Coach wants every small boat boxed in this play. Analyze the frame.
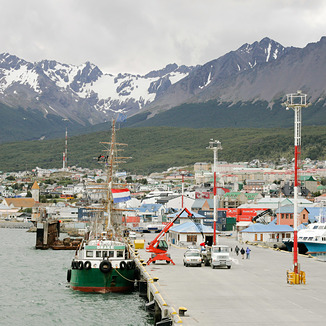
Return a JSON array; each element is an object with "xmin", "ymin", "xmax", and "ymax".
[
  {"xmin": 68, "ymin": 236, "xmax": 136, "ymax": 293},
  {"xmin": 51, "ymin": 237, "xmax": 83, "ymax": 250}
]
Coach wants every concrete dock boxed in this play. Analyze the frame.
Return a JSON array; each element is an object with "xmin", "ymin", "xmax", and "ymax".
[{"xmin": 135, "ymin": 234, "xmax": 326, "ymax": 325}]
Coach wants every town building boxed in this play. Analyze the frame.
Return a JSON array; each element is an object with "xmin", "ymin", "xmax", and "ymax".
[
  {"xmin": 275, "ymin": 206, "xmax": 309, "ymax": 227},
  {"xmin": 168, "ymin": 221, "xmax": 214, "ymax": 246},
  {"xmin": 239, "ymin": 220, "xmax": 293, "ymax": 243}
]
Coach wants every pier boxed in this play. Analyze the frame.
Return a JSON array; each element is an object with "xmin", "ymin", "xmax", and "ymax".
[{"xmin": 131, "ymin": 234, "xmax": 326, "ymax": 325}]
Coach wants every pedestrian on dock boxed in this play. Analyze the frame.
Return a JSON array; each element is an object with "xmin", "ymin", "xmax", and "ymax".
[
  {"xmin": 240, "ymin": 247, "xmax": 245, "ymax": 259},
  {"xmin": 246, "ymin": 247, "xmax": 251, "ymax": 259},
  {"xmin": 235, "ymin": 245, "xmax": 239, "ymax": 256}
]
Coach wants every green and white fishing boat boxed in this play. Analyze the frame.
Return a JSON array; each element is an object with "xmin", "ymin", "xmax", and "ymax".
[
  {"xmin": 68, "ymin": 236, "xmax": 136, "ymax": 293},
  {"xmin": 67, "ymin": 119, "xmax": 136, "ymax": 293}
]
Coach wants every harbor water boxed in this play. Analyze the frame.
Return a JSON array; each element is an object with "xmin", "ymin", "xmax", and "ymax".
[{"xmin": 0, "ymin": 228, "xmax": 153, "ymax": 326}]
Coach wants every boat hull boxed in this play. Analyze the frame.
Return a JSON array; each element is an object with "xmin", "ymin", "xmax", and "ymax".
[
  {"xmin": 70, "ymin": 268, "xmax": 135, "ymax": 293},
  {"xmin": 302, "ymin": 242, "xmax": 326, "ymax": 255},
  {"xmin": 282, "ymin": 240, "xmax": 308, "ymax": 254}
]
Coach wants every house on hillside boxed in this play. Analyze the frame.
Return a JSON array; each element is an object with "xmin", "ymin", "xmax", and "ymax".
[
  {"xmin": 136, "ymin": 203, "xmax": 165, "ymax": 223},
  {"xmin": 46, "ymin": 203, "xmax": 79, "ymax": 221},
  {"xmin": 2, "ymin": 198, "xmax": 36, "ymax": 210},
  {"xmin": 243, "ymin": 179, "xmax": 265, "ymax": 192},
  {"xmin": 314, "ymin": 193, "xmax": 326, "ymax": 203},
  {"xmin": 167, "ymin": 210, "xmax": 205, "ymax": 225},
  {"xmin": 159, "ymin": 195, "xmax": 195, "ymax": 211},
  {"xmin": 191, "ymin": 199, "xmax": 214, "ymax": 213},
  {"xmin": 221, "ymin": 192, "xmax": 262, "ymax": 208},
  {"xmin": 0, "ymin": 203, "xmax": 19, "ymax": 220},
  {"xmin": 1, "ymin": 198, "xmax": 37, "ymax": 220},
  {"xmin": 299, "ymin": 175, "xmax": 318, "ymax": 193}
]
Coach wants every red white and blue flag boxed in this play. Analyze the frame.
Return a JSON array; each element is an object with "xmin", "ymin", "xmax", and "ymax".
[{"xmin": 111, "ymin": 188, "xmax": 131, "ymax": 203}]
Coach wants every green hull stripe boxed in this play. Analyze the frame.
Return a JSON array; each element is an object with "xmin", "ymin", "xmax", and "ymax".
[{"xmin": 70, "ymin": 268, "xmax": 135, "ymax": 289}]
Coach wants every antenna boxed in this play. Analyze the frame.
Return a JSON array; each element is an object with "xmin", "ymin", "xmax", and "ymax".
[
  {"xmin": 63, "ymin": 128, "xmax": 68, "ymax": 170},
  {"xmin": 65, "ymin": 128, "xmax": 68, "ymax": 169}
]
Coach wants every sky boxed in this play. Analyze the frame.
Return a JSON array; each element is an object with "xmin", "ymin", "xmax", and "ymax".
[{"xmin": 1, "ymin": 0, "xmax": 326, "ymax": 75}]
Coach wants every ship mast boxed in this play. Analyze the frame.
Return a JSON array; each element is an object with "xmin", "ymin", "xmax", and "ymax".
[{"xmin": 99, "ymin": 119, "xmax": 130, "ymax": 235}]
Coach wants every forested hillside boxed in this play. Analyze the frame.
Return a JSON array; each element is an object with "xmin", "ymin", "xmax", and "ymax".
[
  {"xmin": 1, "ymin": 126, "xmax": 325, "ymax": 173},
  {"xmin": 123, "ymin": 99, "xmax": 326, "ymax": 129}
]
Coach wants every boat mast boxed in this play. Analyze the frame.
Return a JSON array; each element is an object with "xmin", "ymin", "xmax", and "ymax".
[{"xmin": 100, "ymin": 119, "xmax": 130, "ymax": 235}]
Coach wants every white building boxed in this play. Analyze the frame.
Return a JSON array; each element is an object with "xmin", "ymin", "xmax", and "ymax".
[
  {"xmin": 239, "ymin": 221, "xmax": 293, "ymax": 243},
  {"xmin": 46, "ymin": 204, "xmax": 79, "ymax": 221},
  {"xmin": 168, "ymin": 221, "xmax": 214, "ymax": 246}
]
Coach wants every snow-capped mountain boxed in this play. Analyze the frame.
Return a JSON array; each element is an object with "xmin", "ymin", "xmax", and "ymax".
[
  {"xmin": 0, "ymin": 55, "xmax": 194, "ymax": 124},
  {"xmin": 2, "ymin": 36, "xmax": 326, "ymax": 143},
  {"xmin": 143, "ymin": 37, "xmax": 289, "ymax": 112}
]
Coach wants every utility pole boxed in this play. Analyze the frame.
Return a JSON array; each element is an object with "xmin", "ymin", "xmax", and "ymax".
[
  {"xmin": 207, "ymin": 139, "xmax": 222, "ymax": 245},
  {"xmin": 284, "ymin": 90, "xmax": 309, "ymax": 283},
  {"xmin": 63, "ymin": 128, "xmax": 68, "ymax": 170},
  {"xmin": 180, "ymin": 171, "xmax": 186, "ymax": 209}
]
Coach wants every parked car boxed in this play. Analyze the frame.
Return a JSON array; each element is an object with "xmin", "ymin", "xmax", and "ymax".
[{"xmin": 183, "ymin": 249, "xmax": 202, "ymax": 267}]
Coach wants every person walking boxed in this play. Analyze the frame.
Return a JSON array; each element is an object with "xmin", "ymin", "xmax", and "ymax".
[
  {"xmin": 240, "ymin": 247, "xmax": 245, "ymax": 259},
  {"xmin": 246, "ymin": 247, "xmax": 251, "ymax": 259},
  {"xmin": 235, "ymin": 245, "xmax": 240, "ymax": 256}
]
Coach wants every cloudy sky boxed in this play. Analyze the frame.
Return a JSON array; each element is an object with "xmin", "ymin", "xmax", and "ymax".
[{"xmin": 1, "ymin": 0, "xmax": 326, "ymax": 74}]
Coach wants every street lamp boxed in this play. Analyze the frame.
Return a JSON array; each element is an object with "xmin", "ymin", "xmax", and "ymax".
[{"xmin": 207, "ymin": 139, "xmax": 222, "ymax": 245}]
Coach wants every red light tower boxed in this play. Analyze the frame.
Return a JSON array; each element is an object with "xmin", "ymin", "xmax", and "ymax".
[{"xmin": 284, "ymin": 91, "xmax": 309, "ymax": 281}]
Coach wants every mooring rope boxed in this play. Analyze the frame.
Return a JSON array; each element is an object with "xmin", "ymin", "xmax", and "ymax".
[{"xmin": 113, "ymin": 267, "xmax": 135, "ymax": 283}]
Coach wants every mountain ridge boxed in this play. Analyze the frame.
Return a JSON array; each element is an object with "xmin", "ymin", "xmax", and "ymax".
[{"xmin": 1, "ymin": 36, "xmax": 326, "ymax": 144}]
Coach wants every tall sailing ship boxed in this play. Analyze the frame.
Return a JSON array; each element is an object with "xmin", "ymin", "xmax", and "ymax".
[{"xmin": 67, "ymin": 119, "xmax": 136, "ymax": 293}]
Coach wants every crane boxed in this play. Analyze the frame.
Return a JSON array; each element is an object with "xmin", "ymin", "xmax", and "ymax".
[{"xmin": 146, "ymin": 207, "xmax": 200, "ymax": 265}]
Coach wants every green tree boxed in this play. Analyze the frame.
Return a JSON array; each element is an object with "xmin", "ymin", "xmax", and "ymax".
[
  {"xmin": 126, "ymin": 176, "xmax": 133, "ymax": 183},
  {"xmin": 26, "ymin": 191, "xmax": 32, "ymax": 197},
  {"xmin": 137, "ymin": 178, "xmax": 148, "ymax": 185}
]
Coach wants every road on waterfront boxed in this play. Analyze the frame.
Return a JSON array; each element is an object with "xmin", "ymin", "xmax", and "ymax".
[{"xmin": 138, "ymin": 233, "xmax": 326, "ymax": 325}]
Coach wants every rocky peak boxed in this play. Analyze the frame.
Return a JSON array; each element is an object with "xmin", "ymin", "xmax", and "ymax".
[{"xmin": 0, "ymin": 53, "xmax": 31, "ymax": 70}]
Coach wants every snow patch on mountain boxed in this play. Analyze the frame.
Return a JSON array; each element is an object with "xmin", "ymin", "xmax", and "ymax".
[{"xmin": 0, "ymin": 65, "xmax": 40, "ymax": 92}]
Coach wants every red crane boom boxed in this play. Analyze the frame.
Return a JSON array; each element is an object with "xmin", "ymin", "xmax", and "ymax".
[{"xmin": 146, "ymin": 207, "xmax": 193, "ymax": 265}]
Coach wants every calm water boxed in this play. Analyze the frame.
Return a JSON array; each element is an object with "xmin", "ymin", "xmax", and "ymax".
[{"xmin": 0, "ymin": 229, "xmax": 153, "ymax": 326}]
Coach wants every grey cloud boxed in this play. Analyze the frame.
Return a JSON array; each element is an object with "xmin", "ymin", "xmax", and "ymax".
[{"xmin": 0, "ymin": 0, "xmax": 326, "ymax": 74}]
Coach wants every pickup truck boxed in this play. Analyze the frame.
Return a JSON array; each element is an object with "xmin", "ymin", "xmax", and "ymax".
[{"xmin": 201, "ymin": 245, "xmax": 232, "ymax": 269}]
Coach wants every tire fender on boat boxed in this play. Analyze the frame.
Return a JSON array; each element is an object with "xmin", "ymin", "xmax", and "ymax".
[
  {"xmin": 77, "ymin": 261, "xmax": 84, "ymax": 270},
  {"xmin": 127, "ymin": 261, "xmax": 135, "ymax": 270},
  {"xmin": 120, "ymin": 261, "xmax": 127, "ymax": 270},
  {"xmin": 84, "ymin": 261, "xmax": 92, "ymax": 270},
  {"xmin": 71, "ymin": 261, "xmax": 76, "ymax": 269},
  {"xmin": 67, "ymin": 269, "xmax": 71, "ymax": 282},
  {"xmin": 100, "ymin": 261, "xmax": 112, "ymax": 273}
]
